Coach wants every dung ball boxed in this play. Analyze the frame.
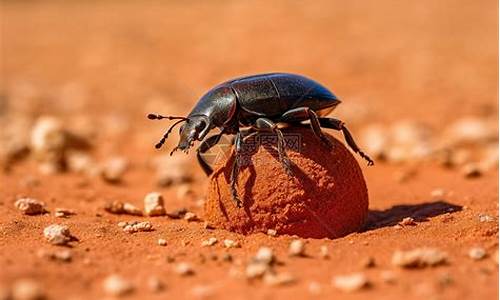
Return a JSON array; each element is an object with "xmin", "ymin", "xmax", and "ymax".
[{"xmin": 204, "ymin": 126, "xmax": 369, "ymax": 239}]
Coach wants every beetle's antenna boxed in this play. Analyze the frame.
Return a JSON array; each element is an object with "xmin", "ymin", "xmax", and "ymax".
[
  {"xmin": 147, "ymin": 113, "xmax": 188, "ymax": 121},
  {"xmin": 154, "ymin": 119, "xmax": 187, "ymax": 149}
]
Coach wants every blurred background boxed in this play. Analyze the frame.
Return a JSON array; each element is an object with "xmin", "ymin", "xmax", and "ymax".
[{"xmin": 1, "ymin": 0, "xmax": 497, "ymax": 158}]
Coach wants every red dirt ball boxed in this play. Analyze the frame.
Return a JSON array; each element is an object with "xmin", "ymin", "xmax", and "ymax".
[{"xmin": 204, "ymin": 126, "xmax": 369, "ymax": 239}]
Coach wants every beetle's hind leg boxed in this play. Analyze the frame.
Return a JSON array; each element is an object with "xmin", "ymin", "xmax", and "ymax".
[
  {"xmin": 318, "ymin": 118, "xmax": 374, "ymax": 166},
  {"xmin": 254, "ymin": 118, "xmax": 294, "ymax": 176},
  {"xmin": 280, "ymin": 107, "xmax": 333, "ymax": 149}
]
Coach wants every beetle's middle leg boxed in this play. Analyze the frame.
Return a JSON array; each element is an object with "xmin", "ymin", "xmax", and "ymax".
[{"xmin": 253, "ymin": 118, "xmax": 293, "ymax": 176}]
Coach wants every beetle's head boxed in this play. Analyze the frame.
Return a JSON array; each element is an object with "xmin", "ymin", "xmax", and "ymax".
[{"xmin": 148, "ymin": 113, "xmax": 210, "ymax": 155}]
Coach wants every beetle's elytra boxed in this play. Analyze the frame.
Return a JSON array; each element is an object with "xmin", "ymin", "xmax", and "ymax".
[{"xmin": 148, "ymin": 73, "xmax": 373, "ymax": 207}]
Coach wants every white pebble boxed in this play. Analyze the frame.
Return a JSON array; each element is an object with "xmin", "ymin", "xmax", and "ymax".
[
  {"xmin": 15, "ymin": 198, "xmax": 46, "ymax": 215},
  {"xmin": 332, "ymin": 273, "xmax": 369, "ymax": 292},
  {"xmin": 157, "ymin": 239, "xmax": 167, "ymax": 246},
  {"xmin": 319, "ymin": 245, "xmax": 329, "ymax": 259},
  {"xmin": 392, "ymin": 248, "xmax": 447, "ymax": 268},
  {"xmin": 245, "ymin": 262, "xmax": 268, "ymax": 279},
  {"xmin": 479, "ymin": 214, "xmax": 495, "ymax": 222},
  {"xmin": 289, "ymin": 239, "xmax": 306, "ymax": 257},
  {"xmin": 101, "ymin": 157, "xmax": 128, "ymax": 183},
  {"xmin": 175, "ymin": 262, "xmax": 194, "ymax": 276},
  {"xmin": 266, "ymin": 229, "xmax": 277, "ymax": 236},
  {"xmin": 307, "ymin": 281, "xmax": 322, "ymax": 295},
  {"xmin": 468, "ymin": 247, "xmax": 487, "ymax": 260},
  {"xmin": 263, "ymin": 272, "xmax": 296, "ymax": 286},
  {"xmin": 254, "ymin": 247, "xmax": 274, "ymax": 265},
  {"xmin": 11, "ymin": 279, "xmax": 45, "ymax": 300},
  {"xmin": 143, "ymin": 192, "xmax": 166, "ymax": 217},
  {"xmin": 147, "ymin": 276, "xmax": 165, "ymax": 292},
  {"xmin": 120, "ymin": 221, "xmax": 153, "ymax": 234},
  {"xmin": 201, "ymin": 237, "xmax": 218, "ymax": 247},
  {"xmin": 54, "ymin": 208, "xmax": 76, "ymax": 218},
  {"xmin": 223, "ymin": 239, "xmax": 240, "ymax": 248},
  {"xmin": 103, "ymin": 274, "xmax": 134, "ymax": 296},
  {"xmin": 184, "ymin": 212, "xmax": 198, "ymax": 222},
  {"xmin": 43, "ymin": 224, "xmax": 74, "ymax": 245}
]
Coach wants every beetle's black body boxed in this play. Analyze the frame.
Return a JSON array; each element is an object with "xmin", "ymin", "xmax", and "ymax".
[{"xmin": 149, "ymin": 73, "xmax": 373, "ymax": 207}]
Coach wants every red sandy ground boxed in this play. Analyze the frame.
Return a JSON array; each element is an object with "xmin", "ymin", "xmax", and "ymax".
[{"xmin": 1, "ymin": 1, "xmax": 498, "ymax": 299}]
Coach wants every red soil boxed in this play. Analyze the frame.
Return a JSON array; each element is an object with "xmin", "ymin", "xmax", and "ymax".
[{"xmin": 205, "ymin": 127, "xmax": 368, "ymax": 238}]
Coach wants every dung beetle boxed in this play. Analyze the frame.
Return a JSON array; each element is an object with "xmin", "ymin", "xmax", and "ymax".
[{"xmin": 148, "ymin": 73, "xmax": 373, "ymax": 206}]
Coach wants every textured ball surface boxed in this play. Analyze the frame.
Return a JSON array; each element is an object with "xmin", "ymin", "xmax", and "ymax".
[{"xmin": 204, "ymin": 126, "xmax": 369, "ymax": 239}]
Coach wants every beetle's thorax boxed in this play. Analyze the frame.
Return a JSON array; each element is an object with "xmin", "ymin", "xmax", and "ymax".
[{"xmin": 188, "ymin": 84, "xmax": 237, "ymax": 129}]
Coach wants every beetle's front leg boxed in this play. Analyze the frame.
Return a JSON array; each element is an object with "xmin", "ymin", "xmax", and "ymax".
[
  {"xmin": 196, "ymin": 132, "xmax": 226, "ymax": 176},
  {"xmin": 229, "ymin": 131, "xmax": 243, "ymax": 207},
  {"xmin": 318, "ymin": 118, "xmax": 374, "ymax": 166},
  {"xmin": 254, "ymin": 118, "xmax": 294, "ymax": 176}
]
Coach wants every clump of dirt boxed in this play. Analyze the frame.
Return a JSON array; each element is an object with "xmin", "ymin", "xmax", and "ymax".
[{"xmin": 205, "ymin": 126, "xmax": 368, "ymax": 238}]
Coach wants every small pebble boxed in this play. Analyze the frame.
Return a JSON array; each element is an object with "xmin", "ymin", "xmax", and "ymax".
[
  {"xmin": 254, "ymin": 247, "xmax": 274, "ymax": 265},
  {"xmin": 266, "ymin": 229, "xmax": 277, "ymax": 236},
  {"xmin": 307, "ymin": 281, "xmax": 322, "ymax": 295},
  {"xmin": 468, "ymin": 247, "xmax": 487, "ymax": 260},
  {"xmin": 143, "ymin": 192, "xmax": 166, "ymax": 217},
  {"xmin": 332, "ymin": 273, "xmax": 369, "ymax": 292},
  {"xmin": 37, "ymin": 248, "xmax": 72, "ymax": 262},
  {"xmin": 430, "ymin": 188, "xmax": 446, "ymax": 198},
  {"xmin": 392, "ymin": 248, "xmax": 447, "ymax": 268},
  {"xmin": 399, "ymin": 217, "xmax": 416, "ymax": 226},
  {"xmin": 462, "ymin": 163, "xmax": 482, "ymax": 178},
  {"xmin": 223, "ymin": 239, "xmax": 240, "ymax": 248},
  {"xmin": 380, "ymin": 270, "xmax": 397, "ymax": 284},
  {"xmin": 11, "ymin": 279, "xmax": 45, "ymax": 300},
  {"xmin": 15, "ymin": 198, "xmax": 46, "ymax": 215},
  {"xmin": 177, "ymin": 184, "xmax": 194, "ymax": 199},
  {"xmin": 360, "ymin": 256, "xmax": 376, "ymax": 268},
  {"xmin": 120, "ymin": 221, "xmax": 153, "ymax": 234},
  {"xmin": 103, "ymin": 274, "xmax": 134, "ymax": 296},
  {"xmin": 175, "ymin": 262, "xmax": 194, "ymax": 276},
  {"xmin": 319, "ymin": 245, "xmax": 329, "ymax": 259},
  {"xmin": 289, "ymin": 239, "xmax": 306, "ymax": 257},
  {"xmin": 184, "ymin": 212, "xmax": 198, "ymax": 222},
  {"xmin": 147, "ymin": 276, "xmax": 165, "ymax": 292},
  {"xmin": 203, "ymin": 221, "xmax": 214, "ymax": 230},
  {"xmin": 479, "ymin": 214, "xmax": 495, "ymax": 222},
  {"xmin": 263, "ymin": 272, "xmax": 296, "ymax": 286},
  {"xmin": 201, "ymin": 237, "xmax": 218, "ymax": 247},
  {"xmin": 54, "ymin": 208, "xmax": 76, "ymax": 218},
  {"xmin": 43, "ymin": 224, "xmax": 75, "ymax": 245},
  {"xmin": 104, "ymin": 201, "xmax": 142, "ymax": 216},
  {"xmin": 245, "ymin": 262, "xmax": 269, "ymax": 279},
  {"xmin": 157, "ymin": 239, "xmax": 167, "ymax": 246},
  {"xmin": 101, "ymin": 157, "xmax": 128, "ymax": 183}
]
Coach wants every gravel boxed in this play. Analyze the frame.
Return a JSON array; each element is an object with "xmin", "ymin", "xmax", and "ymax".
[
  {"xmin": 104, "ymin": 201, "xmax": 142, "ymax": 216},
  {"xmin": 254, "ymin": 247, "xmax": 274, "ymax": 265},
  {"xmin": 54, "ymin": 208, "xmax": 76, "ymax": 218},
  {"xmin": 119, "ymin": 221, "xmax": 153, "ymax": 234}
]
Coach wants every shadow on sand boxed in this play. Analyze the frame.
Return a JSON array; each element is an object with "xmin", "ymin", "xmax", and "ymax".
[{"xmin": 363, "ymin": 201, "xmax": 463, "ymax": 231}]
